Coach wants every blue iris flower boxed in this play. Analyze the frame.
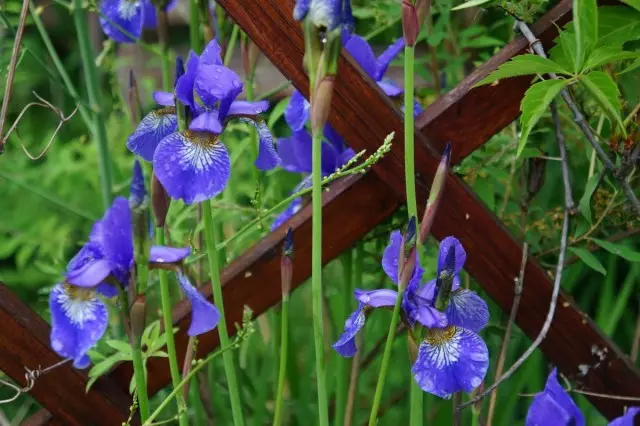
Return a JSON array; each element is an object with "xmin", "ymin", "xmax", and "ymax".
[
  {"xmin": 99, "ymin": 0, "xmax": 176, "ymax": 43},
  {"xmin": 126, "ymin": 39, "xmax": 280, "ymax": 204},
  {"xmin": 333, "ymin": 234, "xmax": 490, "ymax": 399},
  {"xmin": 50, "ymin": 168, "xmax": 219, "ymax": 368},
  {"xmin": 526, "ymin": 369, "xmax": 639, "ymax": 426},
  {"xmin": 293, "ymin": 0, "xmax": 354, "ymax": 31}
]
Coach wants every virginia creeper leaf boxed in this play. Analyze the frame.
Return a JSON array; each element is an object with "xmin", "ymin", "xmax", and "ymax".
[
  {"xmin": 476, "ymin": 55, "xmax": 569, "ymax": 87},
  {"xmin": 574, "ymin": 0, "xmax": 598, "ymax": 71},
  {"xmin": 579, "ymin": 71, "xmax": 624, "ymax": 134}
]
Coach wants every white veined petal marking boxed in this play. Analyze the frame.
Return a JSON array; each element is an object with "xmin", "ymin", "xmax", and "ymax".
[
  {"xmin": 58, "ymin": 284, "xmax": 99, "ymax": 327},
  {"xmin": 309, "ymin": 0, "xmax": 333, "ymax": 28},
  {"xmin": 178, "ymin": 131, "xmax": 224, "ymax": 172},
  {"xmin": 423, "ymin": 326, "xmax": 461, "ymax": 369},
  {"xmin": 117, "ymin": 0, "xmax": 140, "ymax": 21}
]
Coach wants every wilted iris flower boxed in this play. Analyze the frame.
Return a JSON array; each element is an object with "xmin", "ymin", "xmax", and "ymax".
[
  {"xmin": 127, "ymin": 39, "xmax": 280, "ymax": 204},
  {"xmin": 526, "ymin": 369, "xmax": 639, "ymax": 426},
  {"xmin": 50, "ymin": 167, "xmax": 219, "ymax": 368},
  {"xmin": 333, "ymin": 234, "xmax": 489, "ymax": 398},
  {"xmin": 293, "ymin": 0, "xmax": 354, "ymax": 31},
  {"xmin": 99, "ymin": 0, "xmax": 175, "ymax": 43}
]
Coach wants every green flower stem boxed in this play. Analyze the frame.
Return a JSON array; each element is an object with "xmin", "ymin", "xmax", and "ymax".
[
  {"xmin": 404, "ymin": 46, "xmax": 417, "ymax": 220},
  {"xmin": 202, "ymin": 200, "xmax": 245, "ymax": 426},
  {"xmin": 311, "ymin": 129, "xmax": 330, "ymax": 426},
  {"xmin": 72, "ymin": 0, "xmax": 113, "ymax": 210},
  {"xmin": 156, "ymin": 7, "xmax": 171, "ymax": 92},
  {"xmin": 156, "ymin": 230, "xmax": 188, "ymax": 426},
  {"xmin": 368, "ymin": 288, "xmax": 405, "ymax": 425},
  {"xmin": 334, "ymin": 249, "xmax": 353, "ymax": 425},
  {"xmin": 273, "ymin": 292, "xmax": 289, "ymax": 425},
  {"xmin": 403, "ymin": 44, "xmax": 423, "ymax": 426},
  {"xmin": 223, "ymin": 25, "xmax": 240, "ymax": 66},
  {"xmin": 189, "ymin": 0, "xmax": 202, "ymax": 53}
]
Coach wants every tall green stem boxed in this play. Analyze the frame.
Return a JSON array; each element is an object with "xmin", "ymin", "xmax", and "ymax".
[
  {"xmin": 311, "ymin": 129, "xmax": 329, "ymax": 426},
  {"xmin": 368, "ymin": 288, "xmax": 405, "ymax": 425},
  {"xmin": 334, "ymin": 250, "xmax": 353, "ymax": 425},
  {"xmin": 157, "ymin": 230, "xmax": 188, "ymax": 426},
  {"xmin": 202, "ymin": 200, "xmax": 245, "ymax": 426},
  {"xmin": 273, "ymin": 293, "xmax": 289, "ymax": 425},
  {"xmin": 404, "ymin": 46, "xmax": 417, "ymax": 220},
  {"xmin": 131, "ymin": 342, "xmax": 151, "ymax": 421},
  {"xmin": 156, "ymin": 8, "xmax": 171, "ymax": 92},
  {"xmin": 189, "ymin": 0, "xmax": 202, "ymax": 52},
  {"xmin": 72, "ymin": 0, "xmax": 112, "ymax": 210}
]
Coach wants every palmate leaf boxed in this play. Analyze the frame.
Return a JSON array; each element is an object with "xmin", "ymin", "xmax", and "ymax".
[
  {"xmin": 620, "ymin": 58, "xmax": 640, "ymax": 74},
  {"xmin": 476, "ymin": 55, "xmax": 570, "ymax": 86},
  {"xmin": 620, "ymin": 0, "xmax": 640, "ymax": 12},
  {"xmin": 582, "ymin": 47, "xmax": 640, "ymax": 73},
  {"xmin": 517, "ymin": 79, "xmax": 569, "ymax": 157},
  {"xmin": 579, "ymin": 71, "xmax": 625, "ymax": 134},
  {"xmin": 574, "ymin": 0, "xmax": 598, "ymax": 70},
  {"xmin": 569, "ymin": 247, "xmax": 607, "ymax": 275}
]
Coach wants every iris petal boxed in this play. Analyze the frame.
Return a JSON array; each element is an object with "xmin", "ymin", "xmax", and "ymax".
[
  {"xmin": 99, "ymin": 0, "xmax": 143, "ymax": 43},
  {"xmin": 194, "ymin": 64, "xmax": 243, "ymax": 115},
  {"xmin": 438, "ymin": 237, "xmax": 467, "ymax": 276},
  {"xmin": 237, "ymin": 118, "xmax": 281, "ymax": 170},
  {"xmin": 284, "ymin": 90, "xmax": 310, "ymax": 132},
  {"xmin": 354, "ymin": 288, "xmax": 397, "ymax": 308},
  {"xmin": 333, "ymin": 303, "xmax": 366, "ymax": 357},
  {"xmin": 381, "ymin": 231, "xmax": 402, "ymax": 283},
  {"xmin": 526, "ymin": 369, "xmax": 585, "ymax": 426},
  {"xmin": 446, "ymin": 289, "xmax": 489, "ymax": 333},
  {"xmin": 412, "ymin": 326, "xmax": 489, "ymax": 398},
  {"xmin": 101, "ymin": 197, "xmax": 134, "ymax": 274},
  {"xmin": 278, "ymin": 136, "xmax": 308, "ymax": 173},
  {"xmin": 153, "ymin": 91, "xmax": 175, "ymax": 106},
  {"xmin": 271, "ymin": 197, "xmax": 303, "ymax": 231},
  {"xmin": 126, "ymin": 108, "xmax": 177, "ymax": 161},
  {"xmin": 227, "ymin": 100, "xmax": 269, "ymax": 116},
  {"xmin": 189, "ymin": 110, "xmax": 223, "ymax": 134},
  {"xmin": 609, "ymin": 407, "xmax": 640, "ymax": 426},
  {"xmin": 150, "ymin": 246, "xmax": 191, "ymax": 263},
  {"xmin": 154, "ymin": 131, "xmax": 231, "ymax": 204},
  {"xmin": 66, "ymin": 258, "xmax": 111, "ymax": 288},
  {"xmin": 378, "ymin": 80, "xmax": 404, "ymax": 97},
  {"xmin": 200, "ymin": 39, "xmax": 223, "ymax": 66},
  {"xmin": 176, "ymin": 51, "xmax": 199, "ymax": 108},
  {"xmin": 345, "ymin": 34, "xmax": 377, "ymax": 78},
  {"xmin": 375, "ymin": 38, "xmax": 405, "ymax": 81},
  {"xmin": 177, "ymin": 273, "xmax": 220, "ymax": 336},
  {"xmin": 49, "ymin": 284, "xmax": 108, "ymax": 368}
]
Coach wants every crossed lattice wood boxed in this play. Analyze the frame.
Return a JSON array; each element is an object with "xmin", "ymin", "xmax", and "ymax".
[{"xmin": 3, "ymin": 0, "xmax": 638, "ymax": 424}]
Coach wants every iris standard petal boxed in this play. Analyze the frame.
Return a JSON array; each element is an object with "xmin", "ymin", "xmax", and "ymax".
[
  {"xmin": 271, "ymin": 197, "xmax": 303, "ymax": 231},
  {"xmin": 438, "ymin": 236, "xmax": 467, "ymax": 275},
  {"xmin": 526, "ymin": 393, "xmax": 578, "ymax": 426},
  {"xmin": 189, "ymin": 110, "xmax": 223, "ymax": 134},
  {"xmin": 284, "ymin": 90, "xmax": 310, "ymax": 132},
  {"xmin": 237, "ymin": 118, "xmax": 281, "ymax": 170},
  {"xmin": 278, "ymin": 136, "xmax": 307, "ymax": 173},
  {"xmin": 354, "ymin": 288, "xmax": 397, "ymax": 308},
  {"xmin": 200, "ymin": 39, "xmax": 223, "ymax": 66},
  {"xmin": 101, "ymin": 197, "xmax": 135, "ymax": 273},
  {"xmin": 126, "ymin": 107, "xmax": 177, "ymax": 161},
  {"xmin": 141, "ymin": 0, "xmax": 157, "ymax": 28},
  {"xmin": 96, "ymin": 282, "xmax": 119, "ymax": 298},
  {"xmin": 194, "ymin": 64, "xmax": 243, "ymax": 111},
  {"xmin": 344, "ymin": 34, "xmax": 377, "ymax": 78},
  {"xmin": 154, "ymin": 131, "xmax": 231, "ymax": 204},
  {"xmin": 66, "ymin": 243, "xmax": 111, "ymax": 288},
  {"xmin": 150, "ymin": 246, "xmax": 191, "ymax": 263},
  {"xmin": 227, "ymin": 100, "xmax": 270, "ymax": 116},
  {"xmin": 49, "ymin": 284, "xmax": 108, "ymax": 367},
  {"xmin": 177, "ymin": 273, "xmax": 220, "ymax": 336},
  {"xmin": 153, "ymin": 91, "xmax": 175, "ymax": 106},
  {"xmin": 323, "ymin": 125, "xmax": 345, "ymax": 153},
  {"xmin": 176, "ymin": 51, "xmax": 199, "ymax": 108},
  {"xmin": 375, "ymin": 38, "xmax": 405, "ymax": 81},
  {"xmin": 533, "ymin": 369, "xmax": 585, "ymax": 426},
  {"xmin": 446, "ymin": 289, "xmax": 489, "ymax": 333},
  {"xmin": 378, "ymin": 80, "xmax": 404, "ymax": 97},
  {"xmin": 293, "ymin": 0, "xmax": 311, "ymax": 21},
  {"xmin": 99, "ymin": 0, "xmax": 143, "ymax": 43},
  {"xmin": 332, "ymin": 303, "xmax": 366, "ymax": 357},
  {"xmin": 412, "ymin": 326, "xmax": 489, "ymax": 398},
  {"xmin": 409, "ymin": 304, "xmax": 448, "ymax": 329},
  {"xmin": 382, "ymin": 230, "xmax": 402, "ymax": 283},
  {"xmin": 609, "ymin": 407, "xmax": 640, "ymax": 426}
]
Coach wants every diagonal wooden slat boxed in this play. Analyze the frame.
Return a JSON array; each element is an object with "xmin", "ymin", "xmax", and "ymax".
[
  {"xmin": 0, "ymin": 283, "xmax": 131, "ymax": 426},
  {"xmin": 24, "ymin": 0, "xmax": 638, "ymax": 423}
]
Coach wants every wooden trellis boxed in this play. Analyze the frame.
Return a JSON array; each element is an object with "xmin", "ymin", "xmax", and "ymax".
[{"xmin": 2, "ymin": 0, "xmax": 638, "ymax": 424}]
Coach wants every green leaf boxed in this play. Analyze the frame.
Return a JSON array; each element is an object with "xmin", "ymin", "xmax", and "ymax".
[
  {"xmin": 620, "ymin": 57, "xmax": 640, "ymax": 74},
  {"xmin": 518, "ymin": 79, "xmax": 569, "ymax": 156},
  {"xmin": 267, "ymin": 98, "xmax": 290, "ymax": 129},
  {"xmin": 620, "ymin": 0, "xmax": 640, "ymax": 12},
  {"xmin": 590, "ymin": 238, "xmax": 640, "ymax": 262},
  {"xmin": 452, "ymin": 0, "xmax": 493, "ymax": 11},
  {"xmin": 579, "ymin": 71, "xmax": 624, "ymax": 134},
  {"xmin": 476, "ymin": 55, "xmax": 569, "ymax": 87},
  {"xmin": 574, "ymin": 0, "xmax": 598, "ymax": 70},
  {"xmin": 105, "ymin": 339, "xmax": 132, "ymax": 354},
  {"xmin": 569, "ymin": 247, "xmax": 607, "ymax": 275},
  {"xmin": 578, "ymin": 173, "xmax": 600, "ymax": 223},
  {"xmin": 582, "ymin": 47, "xmax": 639, "ymax": 72}
]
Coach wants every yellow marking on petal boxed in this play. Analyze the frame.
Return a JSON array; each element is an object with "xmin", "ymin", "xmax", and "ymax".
[
  {"xmin": 155, "ymin": 106, "xmax": 176, "ymax": 117},
  {"xmin": 63, "ymin": 284, "xmax": 95, "ymax": 302},
  {"xmin": 184, "ymin": 130, "xmax": 220, "ymax": 148},
  {"xmin": 425, "ymin": 326, "xmax": 457, "ymax": 346}
]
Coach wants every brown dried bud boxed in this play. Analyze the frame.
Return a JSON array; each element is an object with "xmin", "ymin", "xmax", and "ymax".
[
  {"xmin": 406, "ymin": 332, "xmax": 419, "ymax": 364},
  {"xmin": 402, "ymin": 0, "xmax": 420, "ymax": 47},
  {"xmin": 151, "ymin": 173, "xmax": 170, "ymax": 228},
  {"xmin": 526, "ymin": 156, "xmax": 547, "ymax": 201},
  {"xmin": 281, "ymin": 227, "xmax": 294, "ymax": 298},
  {"xmin": 311, "ymin": 76, "xmax": 335, "ymax": 135},
  {"xmin": 130, "ymin": 295, "xmax": 147, "ymax": 340}
]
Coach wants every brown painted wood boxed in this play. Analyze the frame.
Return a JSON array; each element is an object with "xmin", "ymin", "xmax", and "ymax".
[{"xmin": 0, "ymin": 283, "xmax": 131, "ymax": 426}]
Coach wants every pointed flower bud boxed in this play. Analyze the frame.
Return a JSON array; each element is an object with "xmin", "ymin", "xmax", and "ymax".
[
  {"xmin": 130, "ymin": 295, "xmax": 147, "ymax": 339},
  {"xmin": 281, "ymin": 227, "xmax": 294, "ymax": 299},
  {"xmin": 175, "ymin": 56, "xmax": 185, "ymax": 88},
  {"xmin": 152, "ymin": 173, "xmax": 170, "ymax": 228},
  {"xmin": 419, "ymin": 143, "xmax": 450, "ymax": 244},
  {"xmin": 526, "ymin": 155, "xmax": 546, "ymax": 201},
  {"xmin": 398, "ymin": 216, "xmax": 417, "ymax": 291},
  {"xmin": 130, "ymin": 159, "xmax": 148, "ymax": 211},
  {"xmin": 311, "ymin": 76, "xmax": 335, "ymax": 135},
  {"xmin": 402, "ymin": 0, "xmax": 420, "ymax": 47}
]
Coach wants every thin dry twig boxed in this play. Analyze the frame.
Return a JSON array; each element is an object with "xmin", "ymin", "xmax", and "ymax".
[
  {"xmin": 3, "ymin": 92, "xmax": 79, "ymax": 159},
  {"xmin": 551, "ymin": 101, "xmax": 576, "ymax": 213},
  {"xmin": 515, "ymin": 20, "xmax": 640, "ymax": 217},
  {"xmin": 0, "ymin": 358, "xmax": 71, "ymax": 404},
  {"xmin": 0, "ymin": 0, "xmax": 31, "ymax": 154},
  {"xmin": 344, "ymin": 334, "xmax": 363, "ymax": 426}
]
